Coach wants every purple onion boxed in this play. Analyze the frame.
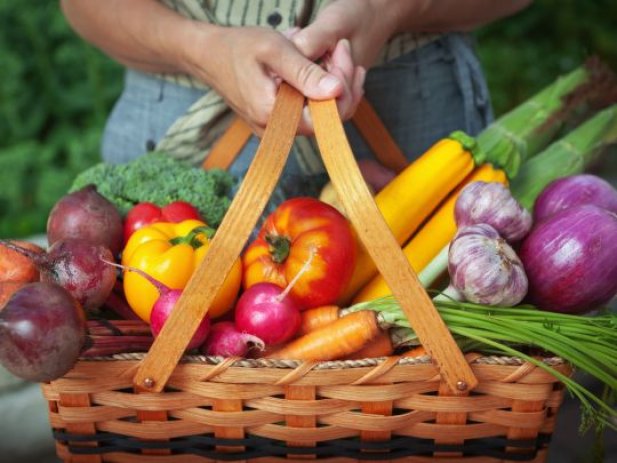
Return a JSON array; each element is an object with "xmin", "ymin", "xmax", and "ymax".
[
  {"xmin": 448, "ymin": 223, "xmax": 528, "ymax": 306},
  {"xmin": 533, "ymin": 174, "xmax": 617, "ymax": 223},
  {"xmin": 520, "ymin": 204, "xmax": 617, "ymax": 313},
  {"xmin": 455, "ymin": 181, "xmax": 532, "ymax": 242}
]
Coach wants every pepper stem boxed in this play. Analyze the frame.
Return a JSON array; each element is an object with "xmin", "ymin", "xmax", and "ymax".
[
  {"xmin": 169, "ymin": 226, "xmax": 215, "ymax": 248},
  {"xmin": 265, "ymin": 234, "xmax": 291, "ymax": 264}
]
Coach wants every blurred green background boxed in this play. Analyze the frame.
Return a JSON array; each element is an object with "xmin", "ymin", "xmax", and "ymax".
[{"xmin": 1, "ymin": 0, "xmax": 616, "ymax": 238}]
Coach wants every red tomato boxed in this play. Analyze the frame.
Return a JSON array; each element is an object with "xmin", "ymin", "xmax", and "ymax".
[
  {"xmin": 123, "ymin": 201, "xmax": 203, "ymax": 243},
  {"xmin": 242, "ymin": 197, "xmax": 356, "ymax": 309}
]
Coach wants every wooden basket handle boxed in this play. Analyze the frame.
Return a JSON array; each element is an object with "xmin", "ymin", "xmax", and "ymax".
[
  {"xmin": 308, "ymin": 98, "xmax": 477, "ymax": 394},
  {"xmin": 201, "ymin": 97, "xmax": 409, "ymax": 173},
  {"xmin": 133, "ymin": 84, "xmax": 478, "ymax": 394}
]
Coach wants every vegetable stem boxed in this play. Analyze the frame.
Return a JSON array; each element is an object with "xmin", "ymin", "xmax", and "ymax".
[{"xmin": 348, "ymin": 296, "xmax": 617, "ymax": 430}]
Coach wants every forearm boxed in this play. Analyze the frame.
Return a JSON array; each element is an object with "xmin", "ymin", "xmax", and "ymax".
[
  {"xmin": 375, "ymin": 0, "xmax": 533, "ymax": 34},
  {"xmin": 60, "ymin": 0, "xmax": 213, "ymax": 75}
]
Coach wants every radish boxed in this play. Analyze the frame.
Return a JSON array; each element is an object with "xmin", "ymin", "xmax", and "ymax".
[
  {"xmin": 200, "ymin": 321, "xmax": 264, "ymax": 357},
  {"xmin": 103, "ymin": 261, "xmax": 210, "ymax": 350},
  {"xmin": 234, "ymin": 282, "xmax": 301, "ymax": 346},
  {"xmin": 234, "ymin": 244, "xmax": 317, "ymax": 346}
]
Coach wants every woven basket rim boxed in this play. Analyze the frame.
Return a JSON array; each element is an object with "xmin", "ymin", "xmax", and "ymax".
[{"xmin": 78, "ymin": 352, "xmax": 566, "ymax": 370}]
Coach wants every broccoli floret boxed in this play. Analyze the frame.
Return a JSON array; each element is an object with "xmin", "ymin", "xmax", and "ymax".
[{"xmin": 69, "ymin": 152, "xmax": 236, "ymax": 227}]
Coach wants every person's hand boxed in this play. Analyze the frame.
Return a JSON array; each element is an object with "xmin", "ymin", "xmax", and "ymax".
[
  {"xmin": 291, "ymin": 0, "xmax": 398, "ymax": 71},
  {"xmin": 181, "ymin": 25, "xmax": 362, "ymax": 136}
]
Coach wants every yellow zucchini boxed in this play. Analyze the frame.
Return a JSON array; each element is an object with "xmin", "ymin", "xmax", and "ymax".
[
  {"xmin": 352, "ymin": 163, "xmax": 508, "ymax": 303},
  {"xmin": 337, "ymin": 132, "xmax": 478, "ymax": 305}
]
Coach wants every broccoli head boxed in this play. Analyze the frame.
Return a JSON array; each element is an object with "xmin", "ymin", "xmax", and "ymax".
[{"xmin": 70, "ymin": 152, "xmax": 236, "ymax": 227}]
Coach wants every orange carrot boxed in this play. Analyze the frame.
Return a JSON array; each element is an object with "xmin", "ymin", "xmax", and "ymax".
[
  {"xmin": 400, "ymin": 345, "xmax": 427, "ymax": 358},
  {"xmin": 267, "ymin": 310, "xmax": 381, "ymax": 361},
  {"xmin": 297, "ymin": 304, "xmax": 341, "ymax": 335},
  {"xmin": 344, "ymin": 329, "xmax": 393, "ymax": 359}
]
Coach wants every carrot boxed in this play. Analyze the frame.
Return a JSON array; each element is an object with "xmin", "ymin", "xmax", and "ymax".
[
  {"xmin": 267, "ymin": 310, "xmax": 381, "ymax": 361},
  {"xmin": 400, "ymin": 345, "xmax": 427, "ymax": 358},
  {"xmin": 297, "ymin": 304, "xmax": 341, "ymax": 335},
  {"xmin": 344, "ymin": 329, "xmax": 393, "ymax": 359}
]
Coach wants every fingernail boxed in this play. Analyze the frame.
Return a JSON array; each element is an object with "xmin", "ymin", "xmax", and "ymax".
[
  {"xmin": 357, "ymin": 66, "xmax": 367, "ymax": 88},
  {"xmin": 302, "ymin": 106, "xmax": 313, "ymax": 126},
  {"xmin": 318, "ymin": 75, "xmax": 341, "ymax": 94}
]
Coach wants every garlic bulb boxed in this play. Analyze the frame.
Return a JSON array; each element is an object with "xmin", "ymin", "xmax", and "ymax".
[
  {"xmin": 455, "ymin": 181, "xmax": 532, "ymax": 242},
  {"xmin": 448, "ymin": 223, "xmax": 528, "ymax": 306}
]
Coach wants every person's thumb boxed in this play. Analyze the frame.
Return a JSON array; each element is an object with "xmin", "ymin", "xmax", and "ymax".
[{"xmin": 278, "ymin": 55, "xmax": 343, "ymax": 100}]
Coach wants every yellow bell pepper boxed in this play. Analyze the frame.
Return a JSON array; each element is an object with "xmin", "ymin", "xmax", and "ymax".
[{"xmin": 121, "ymin": 219, "xmax": 242, "ymax": 323}]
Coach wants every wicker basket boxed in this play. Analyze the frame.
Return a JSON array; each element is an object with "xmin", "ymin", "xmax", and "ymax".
[{"xmin": 41, "ymin": 84, "xmax": 572, "ymax": 462}]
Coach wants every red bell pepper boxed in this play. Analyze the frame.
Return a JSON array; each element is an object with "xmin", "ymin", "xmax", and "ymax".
[{"xmin": 123, "ymin": 201, "xmax": 202, "ymax": 243}]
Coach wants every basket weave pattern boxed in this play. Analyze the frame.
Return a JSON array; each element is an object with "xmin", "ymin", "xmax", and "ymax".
[
  {"xmin": 40, "ymin": 87, "xmax": 573, "ymax": 462},
  {"xmin": 42, "ymin": 353, "xmax": 570, "ymax": 462}
]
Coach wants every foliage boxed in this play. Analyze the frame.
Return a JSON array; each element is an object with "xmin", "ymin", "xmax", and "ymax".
[
  {"xmin": 475, "ymin": 0, "xmax": 617, "ymax": 116},
  {"xmin": 0, "ymin": 2, "xmax": 122, "ymax": 238},
  {"xmin": 1, "ymin": 0, "xmax": 616, "ymax": 238}
]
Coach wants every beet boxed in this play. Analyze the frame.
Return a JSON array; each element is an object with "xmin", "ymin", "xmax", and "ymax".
[
  {"xmin": 47, "ymin": 185, "xmax": 123, "ymax": 256},
  {"xmin": 0, "ymin": 282, "xmax": 87, "ymax": 382},
  {"xmin": 0, "ymin": 238, "xmax": 117, "ymax": 312}
]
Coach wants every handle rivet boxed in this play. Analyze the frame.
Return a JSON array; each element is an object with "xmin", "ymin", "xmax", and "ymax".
[
  {"xmin": 143, "ymin": 377, "xmax": 155, "ymax": 389},
  {"xmin": 456, "ymin": 380, "xmax": 468, "ymax": 391}
]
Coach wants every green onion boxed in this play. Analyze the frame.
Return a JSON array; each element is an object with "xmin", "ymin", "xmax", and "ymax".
[
  {"xmin": 510, "ymin": 104, "xmax": 617, "ymax": 210},
  {"xmin": 478, "ymin": 57, "xmax": 617, "ymax": 178},
  {"xmin": 344, "ymin": 295, "xmax": 617, "ymax": 432}
]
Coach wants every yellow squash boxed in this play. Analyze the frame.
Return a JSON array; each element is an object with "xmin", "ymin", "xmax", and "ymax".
[
  {"xmin": 338, "ymin": 131, "xmax": 478, "ymax": 304},
  {"xmin": 353, "ymin": 163, "xmax": 508, "ymax": 303}
]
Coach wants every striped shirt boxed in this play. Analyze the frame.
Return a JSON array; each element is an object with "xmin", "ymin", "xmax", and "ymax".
[{"xmin": 155, "ymin": 0, "xmax": 440, "ymax": 170}]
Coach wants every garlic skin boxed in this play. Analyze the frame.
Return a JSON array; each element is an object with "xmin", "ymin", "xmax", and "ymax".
[
  {"xmin": 455, "ymin": 181, "xmax": 532, "ymax": 242},
  {"xmin": 448, "ymin": 223, "xmax": 528, "ymax": 306}
]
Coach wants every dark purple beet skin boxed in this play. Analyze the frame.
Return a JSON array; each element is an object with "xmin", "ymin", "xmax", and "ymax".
[
  {"xmin": 0, "ymin": 282, "xmax": 87, "ymax": 382},
  {"xmin": 520, "ymin": 204, "xmax": 617, "ymax": 313}
]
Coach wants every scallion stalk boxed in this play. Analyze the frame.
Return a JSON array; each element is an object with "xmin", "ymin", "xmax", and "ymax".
[
  {"xmin": 510, "ymin": 104, "xmax": 617, "ymax": 210},
  {"xmin": 345, "ymin": 295, "xmax": 617, "ymax": 431},
  {"xmin": 478, "ymin": 57, "xmax": 617, "ymax": 178}
]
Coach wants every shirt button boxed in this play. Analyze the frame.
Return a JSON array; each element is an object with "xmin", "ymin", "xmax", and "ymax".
[{"xmin": 267, "ymin": 11, "xmax": 283, "ymax": 27}]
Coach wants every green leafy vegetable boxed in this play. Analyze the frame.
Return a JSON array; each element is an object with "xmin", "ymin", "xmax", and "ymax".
[{"xmin": 70, "ymin": 152, "xmax": 236, "ymax": 227}]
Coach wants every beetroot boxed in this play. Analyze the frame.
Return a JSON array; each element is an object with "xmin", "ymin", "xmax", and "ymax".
[
  {"xmin": 0, "ymin": 238, "xmax": 116, "ymax": 312},
  {"xmin": 0, "ymin": 282, "xmax": 87, "ymax": 382},
  {"xmin": 47, "ymin": 185, "xmax": 123, "ymax": 256}
]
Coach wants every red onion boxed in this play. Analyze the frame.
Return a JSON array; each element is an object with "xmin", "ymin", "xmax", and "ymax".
[
  {"xmin": 447, "ymin": 223, "xmax": 528, "ymax": 306},
  {"xmin": 520, "ymin": 204, "xmax": 617, "ymax": 313},
  {"xmin": 455, "ymin": 181, "xmax": 532, "ymax": 242},
  {"xmin": 533, "ymin": 174, "xmax": 617, "ymax": 223}
]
